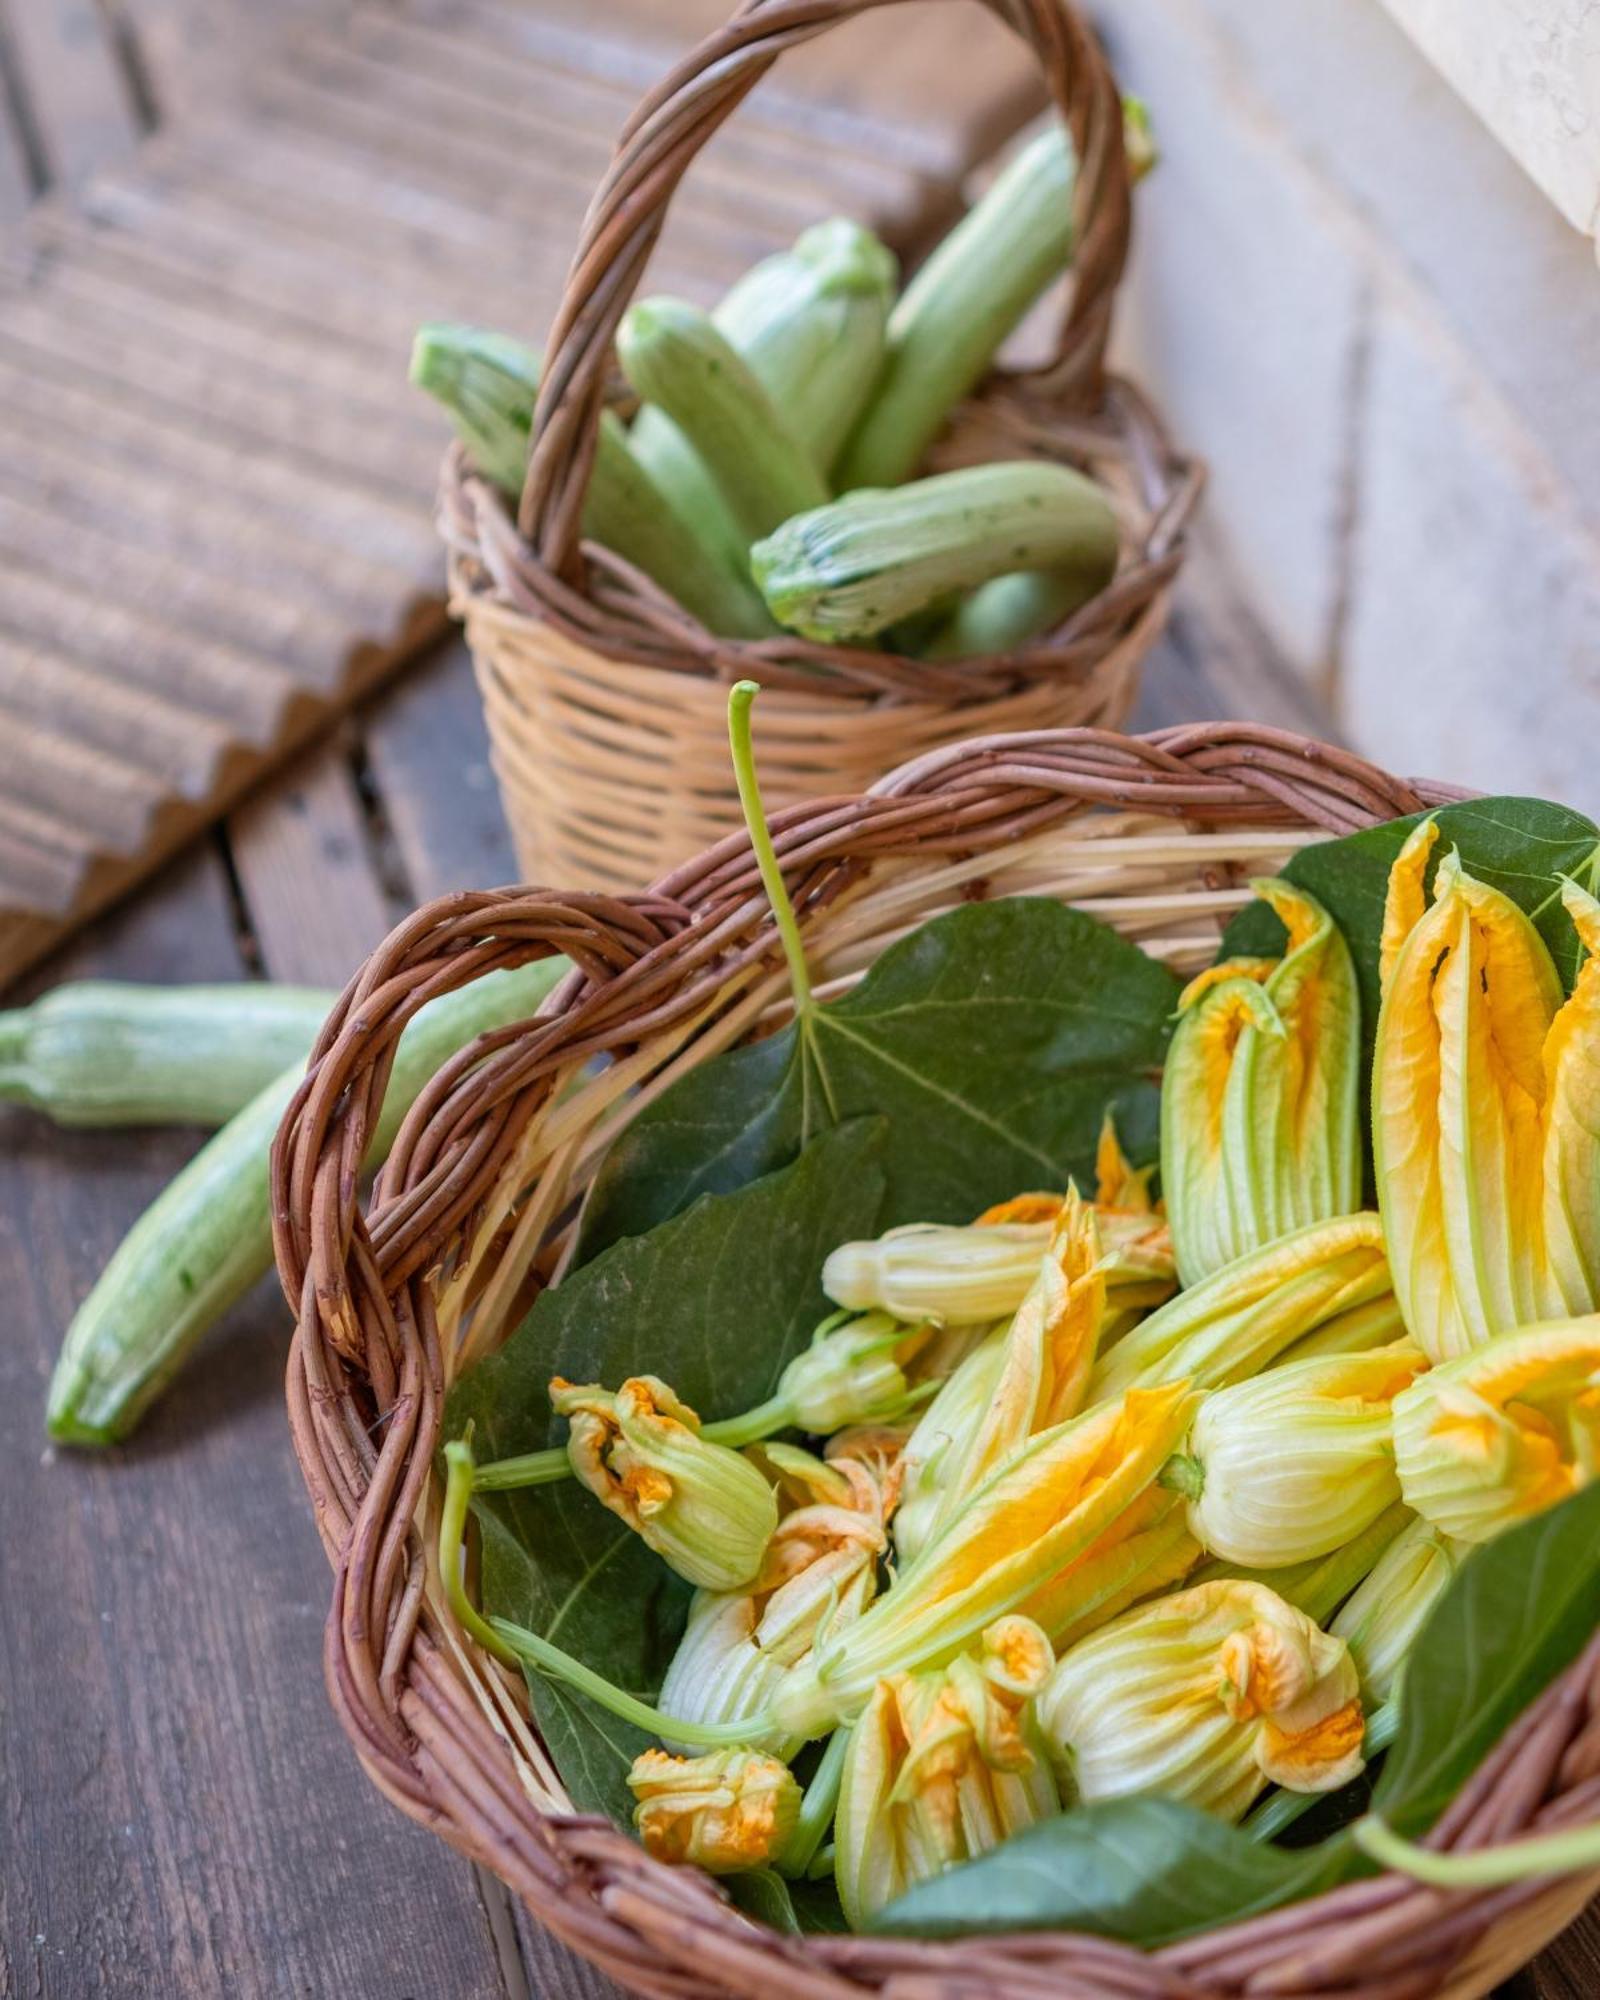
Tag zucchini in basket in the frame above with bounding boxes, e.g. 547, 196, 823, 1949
617, 298, 830, 542
751, 460, 1119, 644
836, 102, 1157, 492
628, 219, 896, 569
410, 322, 771, 638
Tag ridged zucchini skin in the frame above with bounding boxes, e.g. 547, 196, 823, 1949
45, 958, 571, 1447
628, 219, 896, 566
410, 323, 770, 637
617, 298, 830, 542
752, 460, 1119, 643
0, 981, 333, 1127
836, 103, 1155, 492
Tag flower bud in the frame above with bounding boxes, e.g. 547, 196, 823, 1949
551, 1373, 778, 1591
775, 1382, 1196, 1742
1090, 1212, 1392, 1407
834, 1617, 1058, 1927
1164, 880, 1362, 1288
893, 1329, 1007, 1568
1392, 1319, 1600, 1542
1038, 1580, 1365, 1823
1175, 1344, 1426, 1568
658, 1444, 890, 1756
774, 1311, 920, 1432
629, 1747, 802, 1874
1330, 1515, 1465, 1703
1374, 826, 1600, 1362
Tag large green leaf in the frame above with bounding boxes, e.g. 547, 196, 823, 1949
1373, 1479, 1600, 1836
872, 1799, 1350, 1947
872, 1483, 1600, 1946
447, 1118, 889, 1824
1224, 797, 1600, 1041
580, 898, 1181, 1259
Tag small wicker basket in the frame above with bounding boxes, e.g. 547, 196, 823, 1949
438, 0, 1200, 894
277, 723, 1600, 2000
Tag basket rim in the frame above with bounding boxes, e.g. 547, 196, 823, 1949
275, 722, 1600, 2000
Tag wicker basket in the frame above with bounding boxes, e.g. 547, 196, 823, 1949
276, 723, 1600, 1999
438, 0, 1200, 894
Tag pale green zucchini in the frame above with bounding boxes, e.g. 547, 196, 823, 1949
751, 460, 1119, 643
835, 102, 1156, 492
919, 567, 1098, 662
0, 981, 333, 1127
410, 323, 770, 638
627, 220, 896, 576
46, 957, 571, 1447
617, 299, 829, 542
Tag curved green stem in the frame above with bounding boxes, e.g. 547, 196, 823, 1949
474, 1392, 797, 1492
728, 681, 813, 1021
1354, 1812, 1600, 1887
1244, 1699, 1399, 1844
489, 1614, 763, 1750
440, 1437, 520, 1669
778, 1728, 847, 1878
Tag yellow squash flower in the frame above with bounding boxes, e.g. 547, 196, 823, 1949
1174, 1344, 1427, 1567
658, 1444, 890, 1757
629, 1747, 802, 1874
773, 1381, 1196, 1741
893, 1327, 1007, 1567
551, 1373, 778, 1591
834, 1617, 1058, 1928
1089, 1211, 1392, 1406
1038, 1579, 1366, 1823
773, 1311, 930, 1433
1374, 823, 1600, 1361
1330, 1515, 1465, 1704
1163, 879, 1362, 1287
822, 1121, 1174, 1329
1392, 1318, 1600, 1541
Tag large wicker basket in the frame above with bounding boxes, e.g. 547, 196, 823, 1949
276, 723, 1600, 1999
438, 0, 1200, 894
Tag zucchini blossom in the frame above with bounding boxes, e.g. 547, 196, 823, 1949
1163, 880, 1362, 1287
893, 1328, 1007, 1568
1038, 1579, 1366, 1822
1090, 1211, 1392, 1406
629, 1747, 802, 1875
834, 1616, 1058, 1928
551, 1374, 778, 1591
1330, 1515, 1465, 1704
822, 1120, 1174, 1329
772, 1381, 1196, 1741
773, 1310, 931, 1433
1172, 1343, 1427, 1568
658, 1444, 891, 1757
1374, 824, 1600, 1361
1392, 1318, 1600, 1542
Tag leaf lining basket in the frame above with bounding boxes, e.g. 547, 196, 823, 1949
437, 0, 1201, 894
276, 723, 1600, 1999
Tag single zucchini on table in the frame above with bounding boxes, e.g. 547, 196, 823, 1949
1, 981, 333, 1127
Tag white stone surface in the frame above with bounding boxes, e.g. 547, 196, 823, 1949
1339, 292, 1600, 809
1378, 0, 1600, 243
1106, 0, 1369, 686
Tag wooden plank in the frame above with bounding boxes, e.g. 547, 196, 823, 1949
3, 0, 142, 187
0, 843, 513, 2000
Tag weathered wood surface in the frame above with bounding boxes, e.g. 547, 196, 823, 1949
0, 0, 1015, 988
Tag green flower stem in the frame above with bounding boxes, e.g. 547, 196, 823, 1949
488, 1615, 761, 1750
1158, 1451, 1205, 1501
1353, 1812, 1600, 1887
440, 1438, 521, 1670
473, 1392, 796, 1492
805, 1842, 837, 1882
728, 681, 813, 1021
1244, 1700, 1399, 1844
779, 1728, 847, 1879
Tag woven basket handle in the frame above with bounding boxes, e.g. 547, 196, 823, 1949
516, 0, 1134, 568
